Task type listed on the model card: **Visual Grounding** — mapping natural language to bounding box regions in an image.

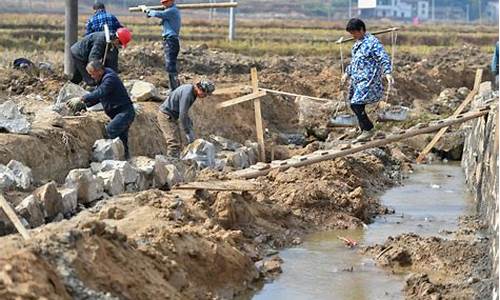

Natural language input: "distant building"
[364,0,465,22]
[486,1,499,23]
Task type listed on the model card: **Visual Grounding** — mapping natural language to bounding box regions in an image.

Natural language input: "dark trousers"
[106,107,135,159]
[351,103,374,131]
[70,54,95,86]
[163,36,180,74]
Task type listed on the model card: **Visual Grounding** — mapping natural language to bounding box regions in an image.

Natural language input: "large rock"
[181,139,216,168]
[152,156,168,188]
[33,181,63,220]
[130,156,155,176]
[165,164,183,188]
[0,165,17,190]
[92,138,125,162]
[7,160,33,190]
[0,101,31,134]
[220,150,250,170]
[15,195,45,228]
[55,82,88,104]
[209,135,243,151]
[130,81,159,102]
[58,187,78,216]
[65,169,104,204]
[97,170,124,196]
[99,160,138,184]
[156,155,196,183]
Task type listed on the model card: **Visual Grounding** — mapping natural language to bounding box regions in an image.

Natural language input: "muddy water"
[253,163,473,300]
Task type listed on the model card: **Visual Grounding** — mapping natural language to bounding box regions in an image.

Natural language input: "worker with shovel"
[70,27,132,86]
[157,80,215,157]
[138,0,181,92]
[67,61,136,160]
[341,18,394,142]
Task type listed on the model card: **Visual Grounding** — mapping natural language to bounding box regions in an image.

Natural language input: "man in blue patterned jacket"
[341,18,394,142]
[85,2,123,36]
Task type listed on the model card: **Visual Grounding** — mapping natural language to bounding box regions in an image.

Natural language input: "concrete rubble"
[58,187,78,216]
[33,181,63,220]
[7,160,33,190]
[92,138,125,162]
[97,170,124,196]
[65,169,104,204]
[0,100,31,134]
[181,139,216,168]
[15,195,45,228]
[130,80,159,101]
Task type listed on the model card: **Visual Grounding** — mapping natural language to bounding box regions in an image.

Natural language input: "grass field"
[0,13,497,64]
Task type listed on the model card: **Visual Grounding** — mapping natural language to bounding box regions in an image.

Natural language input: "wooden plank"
[254,98,266,162]
[0,194,30,240]
[216,91,266,108]
[212,85,250,96]
[173,180,258,191]
[251,68,259,92]
[416,69,483,163]
[130,2,238,12]
[232,109,490,179]
[336,27,399,44]
[259,88,340,103]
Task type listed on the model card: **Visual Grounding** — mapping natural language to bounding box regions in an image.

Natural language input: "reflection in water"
[253,163,473,300]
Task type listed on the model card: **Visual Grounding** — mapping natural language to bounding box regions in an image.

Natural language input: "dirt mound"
[364,231,494,299]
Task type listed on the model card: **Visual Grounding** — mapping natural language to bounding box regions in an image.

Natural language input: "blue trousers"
[105,106,135,159]
[163,36,180,74]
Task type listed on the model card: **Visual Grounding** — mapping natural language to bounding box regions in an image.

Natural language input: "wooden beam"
[129,2,238,12]
[0,194,30,240]
[259,88,340,103]
[336,27,399,44]
[416,69,483,163]
[232,109,490,179]
[251,68,266,162]
[216,91,267,108]
[173,180,258,191]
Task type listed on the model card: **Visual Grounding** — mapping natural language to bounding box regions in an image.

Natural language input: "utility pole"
[478,0,482,25]
[349,0,352,19]
[465,4,469,22]
[228,0,235,41]
[64,0,78,76]
[431,0,435,22]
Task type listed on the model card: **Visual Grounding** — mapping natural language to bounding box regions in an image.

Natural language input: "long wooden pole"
[416,69,483,163]
[129,2,238,12]
[0,194,30,240]
[336,27,399,44]
[64,0,78,76]
[233,108,490,179]
[252,68,266,162]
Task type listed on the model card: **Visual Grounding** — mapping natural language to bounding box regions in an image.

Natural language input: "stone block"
[59,187,78,215]
[92,138,125,162]
[130,81,159,101]
[0,165,16,190]
[33,181,63,220]
[0,101,30,134]
[7,160,33,190]
[97,170,124,196]
[15,195,45,228]
[181,139,215,168]
[65,169,104,204]
[100,160,138,184]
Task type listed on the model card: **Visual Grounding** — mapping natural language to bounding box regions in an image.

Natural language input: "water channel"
[253,163,474,300]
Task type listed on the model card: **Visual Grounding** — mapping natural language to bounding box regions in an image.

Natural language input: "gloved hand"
[340,73,349,87]
[138,5,150,13]
[66,97,86,112]
[385,74,394,89]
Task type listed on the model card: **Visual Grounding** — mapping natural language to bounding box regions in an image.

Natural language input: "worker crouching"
[157,80,215,157]
[67,61,136,159]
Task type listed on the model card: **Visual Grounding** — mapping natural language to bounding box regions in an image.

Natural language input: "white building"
[486,1,499,23]
[370,0,430,20]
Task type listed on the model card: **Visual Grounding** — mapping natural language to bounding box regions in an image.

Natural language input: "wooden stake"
[251,68,266,162]
[416,69,483,163]
[0,194,30,240]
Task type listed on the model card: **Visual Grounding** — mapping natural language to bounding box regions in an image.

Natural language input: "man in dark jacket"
[157,80,215,157]
[85,2,123,36]
[70,28,132,85]
[67,61,135,159]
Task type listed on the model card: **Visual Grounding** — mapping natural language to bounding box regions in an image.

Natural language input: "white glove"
[385,74,394,89]
[340,73,349,86]
[138,5,149,13]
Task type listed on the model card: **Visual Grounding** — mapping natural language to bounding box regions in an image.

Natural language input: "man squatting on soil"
[70,27,132,86]
[138,0,181,92]
[157,81,216,157]
[341,18,394,142]
[67,61,136,159]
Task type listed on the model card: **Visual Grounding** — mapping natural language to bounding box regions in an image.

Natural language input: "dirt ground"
[0,42,495,299]
[363,215,494,300]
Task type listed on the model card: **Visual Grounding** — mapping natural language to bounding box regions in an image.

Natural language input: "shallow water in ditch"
[253,163,474,300]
